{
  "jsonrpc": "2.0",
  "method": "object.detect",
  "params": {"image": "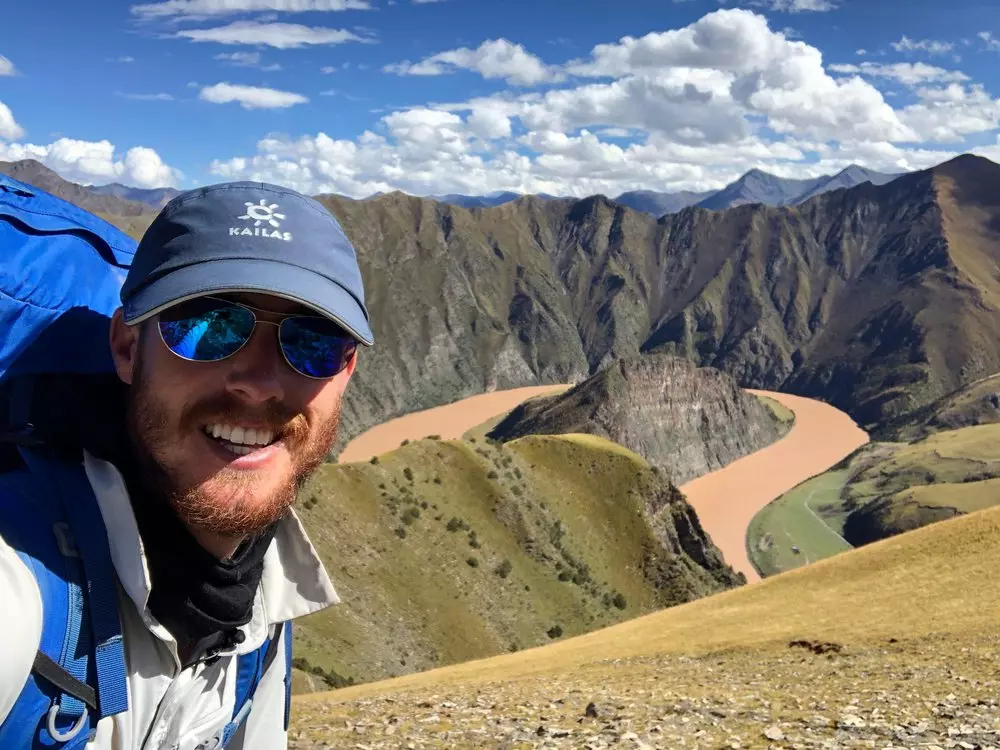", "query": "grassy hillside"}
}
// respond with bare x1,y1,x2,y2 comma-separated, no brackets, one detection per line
290,497,1000,748
747,470,853,577
291,433,742,690
749,422,1000,566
